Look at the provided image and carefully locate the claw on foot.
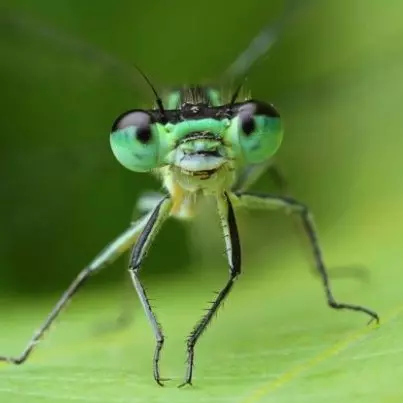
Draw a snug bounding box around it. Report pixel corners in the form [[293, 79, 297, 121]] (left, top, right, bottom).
[[178, 380, 193, 388], [154, 377, 171, 387], [367, 314, 380, 326]]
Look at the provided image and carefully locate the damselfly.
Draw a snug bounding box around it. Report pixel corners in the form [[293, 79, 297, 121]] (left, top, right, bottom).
[[0, 1, 379, 387]]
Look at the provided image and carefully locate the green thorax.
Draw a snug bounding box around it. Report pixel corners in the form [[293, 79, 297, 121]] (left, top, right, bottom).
[[164, 86, 223, 109]]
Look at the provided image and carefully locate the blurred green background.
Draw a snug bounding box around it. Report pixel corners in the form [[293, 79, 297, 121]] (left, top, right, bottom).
[[0, 1, 403, 402]]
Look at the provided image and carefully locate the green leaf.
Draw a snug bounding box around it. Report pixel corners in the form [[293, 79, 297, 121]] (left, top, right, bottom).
[[1, 1, 403, 402], [1, 224, 402, 403]]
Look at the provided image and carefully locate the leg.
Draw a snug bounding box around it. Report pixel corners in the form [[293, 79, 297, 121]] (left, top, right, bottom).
[[179, 192, 241, 387], [235, 191, 379, 324], [136, 191, 165, 214], [234, 166, 369, 283], [96, 192, 166, 334], [0, 210, 153, 365], [128, 196, 172, 386]]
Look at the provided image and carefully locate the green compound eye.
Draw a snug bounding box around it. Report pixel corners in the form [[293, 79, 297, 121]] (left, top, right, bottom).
[[110, 110, 159, 172], [236, 101, 283, 164]]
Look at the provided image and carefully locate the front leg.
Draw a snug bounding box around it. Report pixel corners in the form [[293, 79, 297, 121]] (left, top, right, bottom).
[[128, 196, 172, 386], [235, 191, 379, 324], [179, 192, 241, 387], [0, 211, 153, 365]]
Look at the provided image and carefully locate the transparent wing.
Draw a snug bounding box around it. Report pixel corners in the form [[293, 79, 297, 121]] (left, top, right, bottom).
[[189, 1, 312, 262], [0, 9, 155, 180], [0, 9, 152, 93], [1, 5, 301, 287], [205, 0, 315, 198], [223, 0, 315, 81], [0, 8, 161, 290]]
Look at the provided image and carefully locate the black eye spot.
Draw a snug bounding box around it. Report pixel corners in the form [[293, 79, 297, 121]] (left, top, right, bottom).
[[238, 103, 257, 136], [241, 115, 255, 135], [111, 110, 154, 144], [136, 125, 152, 143], [237, 101, 280, 136]]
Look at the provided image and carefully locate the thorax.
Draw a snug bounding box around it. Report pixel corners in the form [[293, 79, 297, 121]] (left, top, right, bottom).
[[158, 163, 236, 219]]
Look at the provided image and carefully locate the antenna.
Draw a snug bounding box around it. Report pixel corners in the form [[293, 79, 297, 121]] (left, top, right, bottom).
[[134, 64, 167, 122], [229, 79, 246, 107]]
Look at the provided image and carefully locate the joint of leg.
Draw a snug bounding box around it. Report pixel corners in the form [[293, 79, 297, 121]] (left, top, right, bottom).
[[291, 202, 307, 215], [156, 336, 165, 347], [300, 205, 313, 220], [129, 264, 140, 274], [186, 337, 195, 350], [328, 299, 340, 309], [12, 356, 25, 365]]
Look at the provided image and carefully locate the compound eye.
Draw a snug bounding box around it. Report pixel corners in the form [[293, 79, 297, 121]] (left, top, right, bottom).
[[238, 101, 280, 136], [112, 110, 153, 144], [234, 100, 282, 164], [110, 110, 160, 172]]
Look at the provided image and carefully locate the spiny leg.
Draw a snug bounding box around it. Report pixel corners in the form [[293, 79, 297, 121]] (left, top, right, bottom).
[[0, 211, 153, 365], [96, 192, 166, 335], [234, 164, 369, 283], [235, 191, 379, 324], [179, 192, 241, 388], [128, 196, 172, 386]]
